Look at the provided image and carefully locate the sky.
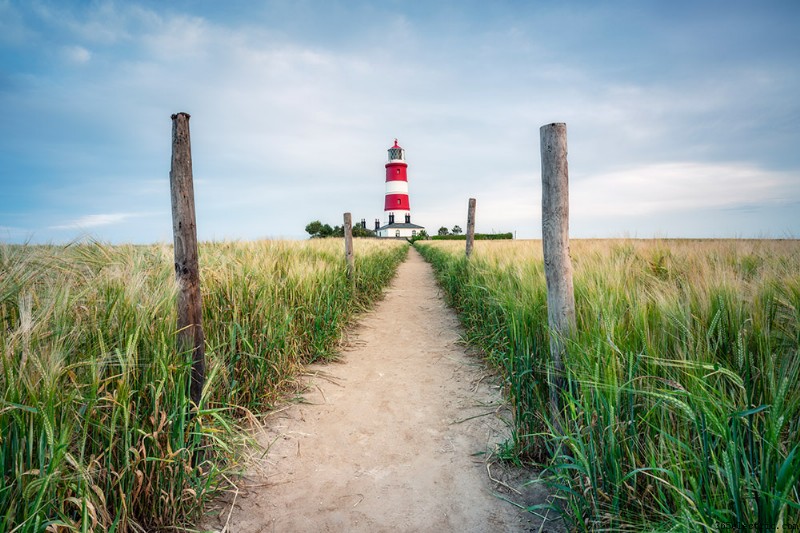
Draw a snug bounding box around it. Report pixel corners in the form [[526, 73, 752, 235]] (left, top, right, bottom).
[[1, 0, 799, 243]]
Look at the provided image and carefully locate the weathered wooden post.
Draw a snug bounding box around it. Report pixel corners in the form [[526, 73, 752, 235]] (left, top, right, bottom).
[[540, 122, 576, 423], [169, 112, 205, 409], [465, 198, 476, 258], [343, 212, 354, 280]]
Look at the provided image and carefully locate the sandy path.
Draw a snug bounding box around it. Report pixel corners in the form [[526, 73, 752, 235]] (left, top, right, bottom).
[[206, 248, 562, 532]]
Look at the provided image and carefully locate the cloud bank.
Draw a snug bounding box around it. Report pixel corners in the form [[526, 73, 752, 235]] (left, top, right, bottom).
[[0, 1, 798, 242]]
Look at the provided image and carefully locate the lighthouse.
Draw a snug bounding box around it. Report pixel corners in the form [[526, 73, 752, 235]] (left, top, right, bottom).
[[377, 139, 425, 238]]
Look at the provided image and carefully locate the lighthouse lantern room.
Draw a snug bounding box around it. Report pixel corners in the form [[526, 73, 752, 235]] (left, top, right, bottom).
[[377, 139, 425, 238]]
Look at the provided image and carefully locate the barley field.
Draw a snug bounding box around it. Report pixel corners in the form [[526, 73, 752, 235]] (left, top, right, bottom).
[[0, 238, 407, 532], [417, 239, 800, 532]]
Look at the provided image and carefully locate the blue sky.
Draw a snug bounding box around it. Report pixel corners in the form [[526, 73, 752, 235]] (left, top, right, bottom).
[[1, 0, 798, 243]]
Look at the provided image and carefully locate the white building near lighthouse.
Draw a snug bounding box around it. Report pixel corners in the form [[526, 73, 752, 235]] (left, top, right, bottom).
[[376, 139, 425, 238]]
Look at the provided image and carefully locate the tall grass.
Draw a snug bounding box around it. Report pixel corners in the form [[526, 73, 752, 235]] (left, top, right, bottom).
[[416, 239, 800, 531], [0, 238, 407, 532]]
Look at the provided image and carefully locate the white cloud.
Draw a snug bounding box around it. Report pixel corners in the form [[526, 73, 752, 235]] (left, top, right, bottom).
[[51, 213, 137, 230], [139, 13, 212, 61], [30, 1, 158, 45], [572, 162, 798, 217], [63, 45, 91, 64], [3, 2, 798, 243]]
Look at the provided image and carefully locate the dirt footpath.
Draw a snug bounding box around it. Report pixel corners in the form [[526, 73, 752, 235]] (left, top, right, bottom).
[[205, 248, 563, 532]]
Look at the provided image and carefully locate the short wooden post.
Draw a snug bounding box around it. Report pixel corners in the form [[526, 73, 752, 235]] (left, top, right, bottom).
[[540, 123, 576, 423], [465, 198, 477, 258], [343, 212, 354, 280], [169, 112, 205, 409]]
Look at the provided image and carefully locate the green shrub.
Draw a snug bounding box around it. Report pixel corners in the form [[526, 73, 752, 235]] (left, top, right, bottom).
[[430, 232, 513, 241]]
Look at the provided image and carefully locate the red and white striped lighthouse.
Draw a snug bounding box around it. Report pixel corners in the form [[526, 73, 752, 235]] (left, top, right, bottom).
[[384, 139, 410, 225], [377, 139, 425, 238]]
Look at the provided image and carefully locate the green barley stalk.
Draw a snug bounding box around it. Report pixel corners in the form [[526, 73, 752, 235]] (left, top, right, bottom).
[[417, 238, 800, 531], [1, 238, 407, 531]]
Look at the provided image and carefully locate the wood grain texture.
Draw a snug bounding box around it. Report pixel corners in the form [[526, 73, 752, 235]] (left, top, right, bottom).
[[466, 198, 476, 258], [343, 212, 354, 280], [170, 112, 205, 408], [540, 123, 575, 419]]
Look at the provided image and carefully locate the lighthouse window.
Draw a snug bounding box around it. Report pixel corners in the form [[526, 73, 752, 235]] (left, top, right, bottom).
[[397, 199, 401, 205], [396, 169, 400, 174]]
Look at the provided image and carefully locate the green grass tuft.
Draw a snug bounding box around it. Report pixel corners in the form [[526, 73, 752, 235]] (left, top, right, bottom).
[[1, 238, 407, 531], [416, 238, 800, 532]]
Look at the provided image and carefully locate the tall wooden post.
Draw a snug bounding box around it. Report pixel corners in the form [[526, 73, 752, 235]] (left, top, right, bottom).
[[169, 112, 205, 408], [540, 122, 576, 422], [343, 212, 354, 280], [465, 198, 477, 258]]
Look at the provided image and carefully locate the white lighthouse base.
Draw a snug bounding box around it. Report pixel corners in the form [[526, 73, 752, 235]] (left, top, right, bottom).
[[377, 222, 425, 239]]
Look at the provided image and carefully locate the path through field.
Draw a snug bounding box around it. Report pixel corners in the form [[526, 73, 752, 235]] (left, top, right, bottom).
[[206, 248, 563, 532]]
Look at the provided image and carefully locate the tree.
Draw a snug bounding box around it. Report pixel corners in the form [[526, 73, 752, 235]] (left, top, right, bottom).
[[437, 226, 449, 236], [305, 220, 324, 238], [352, 225, 376, 238], [305, 220, 334, 238], [306, 219, 375, 238], [409, 229, 429, 243], [451, 225, 462, 235]]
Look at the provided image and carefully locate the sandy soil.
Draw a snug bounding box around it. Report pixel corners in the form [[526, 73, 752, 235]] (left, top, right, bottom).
[[204, 248, 564, 532]]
